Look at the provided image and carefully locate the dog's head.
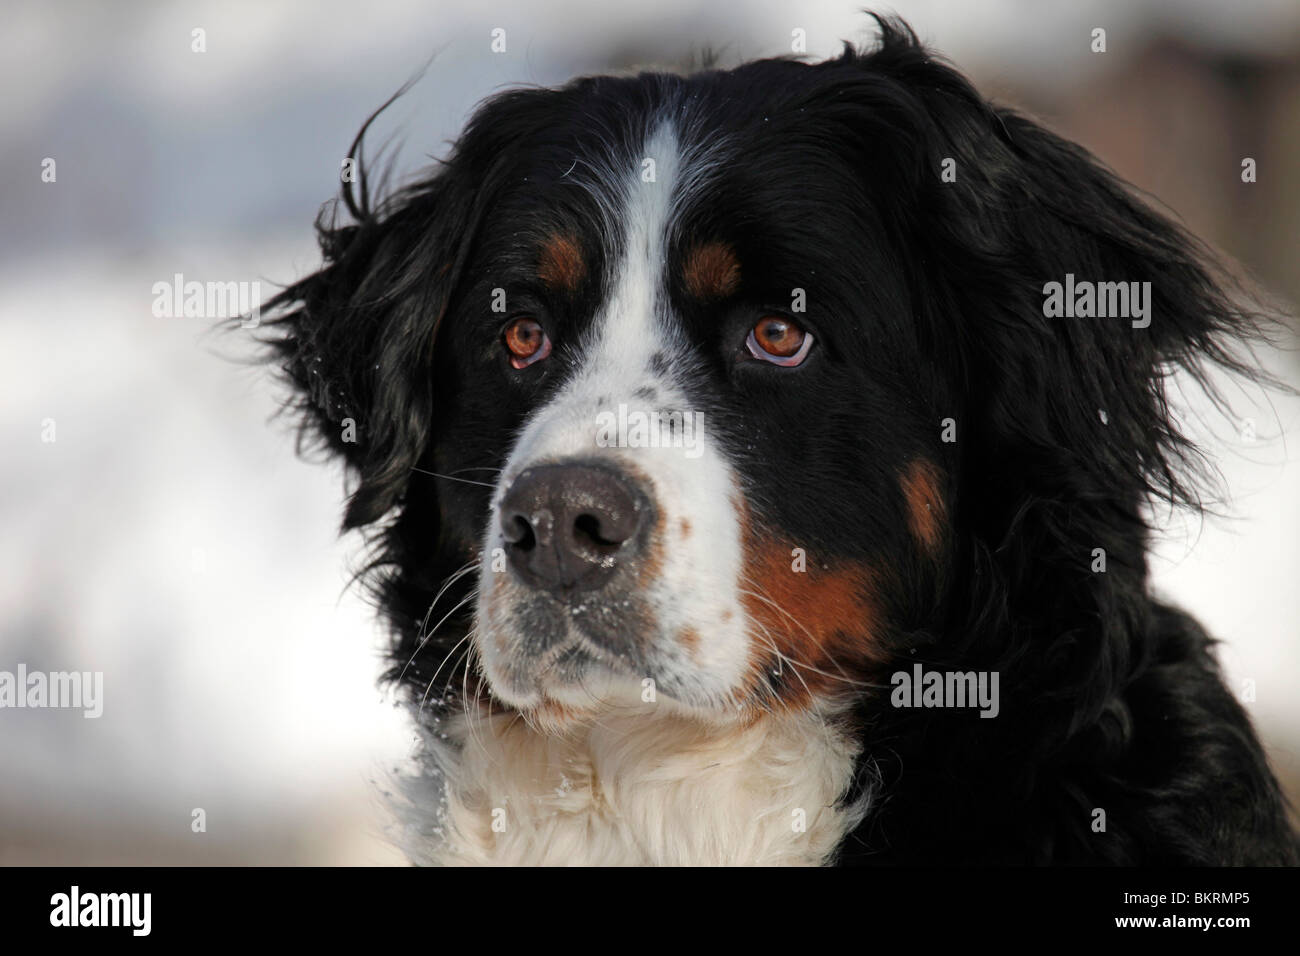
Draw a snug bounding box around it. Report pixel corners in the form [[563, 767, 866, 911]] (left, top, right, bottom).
[[265, 18, 1270, 728]]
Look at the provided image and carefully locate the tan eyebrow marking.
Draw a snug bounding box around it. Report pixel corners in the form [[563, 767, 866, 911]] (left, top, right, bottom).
[[537, 232, 585, 294], [683, 241, 741, 301]]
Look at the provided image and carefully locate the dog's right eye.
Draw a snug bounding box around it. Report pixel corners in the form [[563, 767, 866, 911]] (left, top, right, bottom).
[[502, 317, 552, 369]]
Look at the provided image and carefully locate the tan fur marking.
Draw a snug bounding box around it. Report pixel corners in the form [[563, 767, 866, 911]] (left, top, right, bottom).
[[901, 459, 945, 554], [740, 517, 882, 708], [537, 233, 585, 293], [683, 241, 741, 300]]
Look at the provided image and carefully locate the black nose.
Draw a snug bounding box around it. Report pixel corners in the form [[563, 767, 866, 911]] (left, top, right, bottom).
[[499, 462, 647, 593]]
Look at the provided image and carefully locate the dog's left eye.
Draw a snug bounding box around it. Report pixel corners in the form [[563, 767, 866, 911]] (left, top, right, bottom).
[[503, 316, 552, 369], [746, 316, 813, 366]]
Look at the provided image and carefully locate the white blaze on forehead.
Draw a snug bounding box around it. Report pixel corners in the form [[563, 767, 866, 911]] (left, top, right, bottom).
[[590, 121, 681, 382], [478, 118, 753, 711], [503, 120, 686, 463]]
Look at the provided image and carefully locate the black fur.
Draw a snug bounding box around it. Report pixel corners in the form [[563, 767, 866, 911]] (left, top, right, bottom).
[[261, 16, 1297, 864]]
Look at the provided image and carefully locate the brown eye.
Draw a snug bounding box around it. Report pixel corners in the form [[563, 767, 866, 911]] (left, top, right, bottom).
[[503, 316, 552, 368], [746, 316, 813, 366]]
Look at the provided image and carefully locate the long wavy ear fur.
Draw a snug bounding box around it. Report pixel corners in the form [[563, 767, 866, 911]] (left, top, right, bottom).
[[843, 16, 1286, 561], [258, 94, 484, 530]]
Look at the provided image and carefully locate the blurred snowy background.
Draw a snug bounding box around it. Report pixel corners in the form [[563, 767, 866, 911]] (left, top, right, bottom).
[[1, 0, 1297, 863]]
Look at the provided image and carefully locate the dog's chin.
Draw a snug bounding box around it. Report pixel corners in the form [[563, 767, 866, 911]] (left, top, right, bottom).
[[478, 646, 648, 729], [477, 631, 621, 699], [476, 627, 750, 733]]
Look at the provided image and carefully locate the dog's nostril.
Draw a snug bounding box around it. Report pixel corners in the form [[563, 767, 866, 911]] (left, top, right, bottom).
[[504, 514, 536, 550], [502, 506, 553, 551], [573, 512, 623, 553]]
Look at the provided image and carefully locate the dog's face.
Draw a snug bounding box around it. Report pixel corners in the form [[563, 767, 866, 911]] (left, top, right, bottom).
[[422, 76, 952, 722], [269, 24, 1253, 731]]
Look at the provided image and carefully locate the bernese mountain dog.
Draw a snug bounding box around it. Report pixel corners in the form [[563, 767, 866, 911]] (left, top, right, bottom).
[[261, 16, 1298, 865]]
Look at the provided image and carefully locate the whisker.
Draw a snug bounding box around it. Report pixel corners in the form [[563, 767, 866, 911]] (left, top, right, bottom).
[[395, 559, 479, 685], [419, 624, 473, 704], [460, 642, 493, 761], [420, 638, 468, 713], [737, 584, 886, 691], [749, 617, 821, 710], [410, 465, 498, 488], [742, 619, 844, 756]]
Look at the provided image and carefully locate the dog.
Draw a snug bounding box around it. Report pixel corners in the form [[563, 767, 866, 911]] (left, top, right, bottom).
[[262, 15, 1298, 865]]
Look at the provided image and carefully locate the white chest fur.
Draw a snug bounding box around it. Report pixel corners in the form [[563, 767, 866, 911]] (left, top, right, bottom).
[[395, 703, 866, 866]]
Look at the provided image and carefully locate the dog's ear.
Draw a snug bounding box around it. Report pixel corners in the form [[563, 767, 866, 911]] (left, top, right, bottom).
[[855, 19, 1279, 549], [263, 174, 469, 528], [961, 117, 1262, 527], [261, 129, 489, 530]]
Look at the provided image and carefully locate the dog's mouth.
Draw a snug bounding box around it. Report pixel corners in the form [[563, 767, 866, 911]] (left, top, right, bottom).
[[474, 544, 658, 710], [497, 636, 640, 708]]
